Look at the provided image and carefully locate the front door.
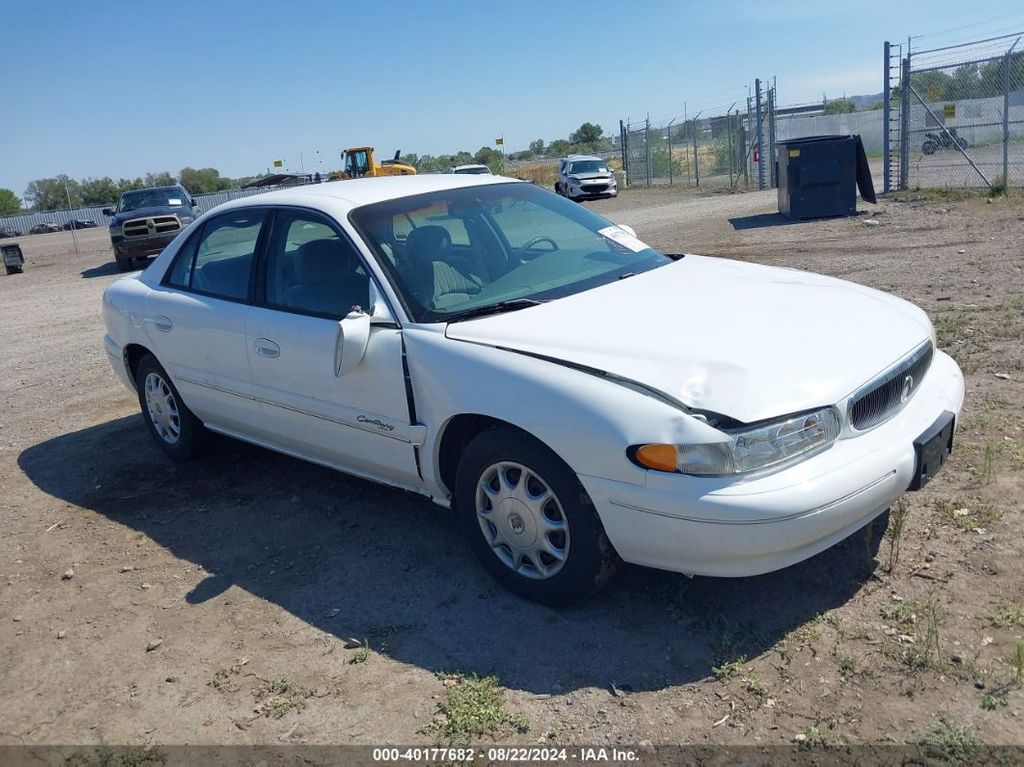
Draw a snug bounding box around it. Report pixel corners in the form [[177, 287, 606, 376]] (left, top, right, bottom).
[[245, 209, 421, 489]]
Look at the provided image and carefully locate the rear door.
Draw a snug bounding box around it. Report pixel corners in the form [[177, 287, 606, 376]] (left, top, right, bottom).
[[145, 209, 266, 433]]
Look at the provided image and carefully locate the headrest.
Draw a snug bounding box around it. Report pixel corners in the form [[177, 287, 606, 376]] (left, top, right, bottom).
[[294, 239, 353, 283], [405, 225, 451, 265]]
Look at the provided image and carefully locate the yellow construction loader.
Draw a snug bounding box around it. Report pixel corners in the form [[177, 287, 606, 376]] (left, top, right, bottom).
[[330, 147, 416, 180]]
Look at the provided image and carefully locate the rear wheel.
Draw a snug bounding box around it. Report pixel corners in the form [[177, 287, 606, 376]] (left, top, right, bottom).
[[922, 139, 938, 155], [135, 354, 205, 461], [455, 428, 619, 605]]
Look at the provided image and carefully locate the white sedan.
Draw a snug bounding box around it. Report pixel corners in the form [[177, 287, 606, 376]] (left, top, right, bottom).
[[102, 175, 964, 605]]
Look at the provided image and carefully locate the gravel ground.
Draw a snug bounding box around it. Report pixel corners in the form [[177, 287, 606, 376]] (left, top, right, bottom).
[[0, 188, 1022, 752]]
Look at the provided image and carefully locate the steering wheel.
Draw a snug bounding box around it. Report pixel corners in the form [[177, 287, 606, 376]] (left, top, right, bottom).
[[520, 235, 559, 260]]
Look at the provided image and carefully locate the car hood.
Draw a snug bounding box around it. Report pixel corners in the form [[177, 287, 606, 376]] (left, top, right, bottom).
[[109, 205, 191, 224], [569, 173, 612, 181], [444, 256, 932, 423]]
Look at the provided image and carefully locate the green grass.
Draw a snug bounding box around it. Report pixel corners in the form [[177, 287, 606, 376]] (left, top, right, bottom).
[[426, 674, 529, 744], [881, 600, 917, 628], [991, 601, 1024, 628], [934, 495, 1001, 531], [255, 677, 313, 719], [920, 718, 980, 762], [932, 311, 970, 351]]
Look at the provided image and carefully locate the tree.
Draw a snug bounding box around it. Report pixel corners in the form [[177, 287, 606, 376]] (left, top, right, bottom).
[[81, 177, 121, 206], [178, 167, 232, 195], [569, 122, 603, 146], [0, 188, 20, 215], [824, 98, 856, 115], [528, 138, 545, 156], [144, 171, 176, 187], [547, 139, 571, 157], [24, 176, 82, 211]]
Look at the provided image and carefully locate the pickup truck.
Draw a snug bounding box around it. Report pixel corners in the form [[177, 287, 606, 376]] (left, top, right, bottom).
[[104, 185, 197, 271]]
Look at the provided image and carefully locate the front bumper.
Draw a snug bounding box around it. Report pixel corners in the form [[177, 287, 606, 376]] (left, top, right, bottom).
[[581, 350, 965, 577], [111, 232, 178, 258], [568, 181, 617, 199]]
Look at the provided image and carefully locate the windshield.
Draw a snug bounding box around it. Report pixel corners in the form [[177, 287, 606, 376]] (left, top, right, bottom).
[[568, 160, 608, 174], [350, 182, 670, 322], [453, 166, 490, 175], [118, 187, 187, 213]]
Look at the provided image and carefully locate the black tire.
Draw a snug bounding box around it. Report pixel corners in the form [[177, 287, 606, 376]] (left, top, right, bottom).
[[5, 265, 16, 275], [135, 353, 205, 461], [921, 140, 938, 155], [116, 255, 133, 272], [454, 427, 619, 606], [956, 136, 969, 149], [554, 182, 563, 196]]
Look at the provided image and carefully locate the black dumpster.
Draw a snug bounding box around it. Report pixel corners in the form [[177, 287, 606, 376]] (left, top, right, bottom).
[[777, 135, 875, 220], [2, 243, 24, 275]]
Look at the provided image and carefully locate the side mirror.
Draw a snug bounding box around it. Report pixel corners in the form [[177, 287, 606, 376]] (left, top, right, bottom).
[[190, 199, 197, 208], [102, 208, 114, 217], [334, 310, 370, 376], [617, 224, 637, 238]]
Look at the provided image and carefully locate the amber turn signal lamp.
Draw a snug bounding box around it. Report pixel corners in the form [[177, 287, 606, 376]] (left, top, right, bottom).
[[634, 444, 678, 472]]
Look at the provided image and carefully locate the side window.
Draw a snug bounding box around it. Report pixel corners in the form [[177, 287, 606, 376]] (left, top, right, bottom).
[[262, 211, 369, 318], [190, 211, 264, 301]]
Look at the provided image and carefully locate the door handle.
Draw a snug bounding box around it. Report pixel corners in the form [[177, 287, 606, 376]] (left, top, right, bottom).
[[253, 338, 281, 359], [151, 315, 173, 332]]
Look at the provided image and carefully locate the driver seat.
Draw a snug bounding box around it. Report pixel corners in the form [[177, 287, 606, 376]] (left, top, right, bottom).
[[404, 225, 482, 309]]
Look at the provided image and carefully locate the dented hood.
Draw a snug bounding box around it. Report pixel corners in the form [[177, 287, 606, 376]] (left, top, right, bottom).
[[444, 256, 932, 423]]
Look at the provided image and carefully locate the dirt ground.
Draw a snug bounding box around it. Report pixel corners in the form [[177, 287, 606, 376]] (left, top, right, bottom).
[[0, 187, 1022, 754]]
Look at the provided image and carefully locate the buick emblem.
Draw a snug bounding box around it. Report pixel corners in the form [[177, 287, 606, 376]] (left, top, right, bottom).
[[900, 374, 914, 403], [507, 512, 525, 535]]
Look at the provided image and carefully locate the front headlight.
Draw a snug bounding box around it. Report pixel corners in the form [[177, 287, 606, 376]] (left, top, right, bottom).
[[632, 407, 841, 477], [109, 223, 122, 236]]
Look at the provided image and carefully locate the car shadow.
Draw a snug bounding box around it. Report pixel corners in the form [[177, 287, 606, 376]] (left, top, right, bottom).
[[81, 262, 122, 279], [18, 417, 887, 694]]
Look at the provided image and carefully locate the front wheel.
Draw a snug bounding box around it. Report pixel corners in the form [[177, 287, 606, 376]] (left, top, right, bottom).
[[135, 354, 205, 461], [921, 139, 938, 155], [455, 428, 619, 605], [116, 255, 133, 272]]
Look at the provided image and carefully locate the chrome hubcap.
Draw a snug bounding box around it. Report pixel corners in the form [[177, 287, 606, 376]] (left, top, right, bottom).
[[476, 461, 570, 580], [144, 372, 181, 445]]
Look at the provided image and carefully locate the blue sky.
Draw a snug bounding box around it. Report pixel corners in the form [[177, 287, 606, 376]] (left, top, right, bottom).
[[3, 0, 1023, 200]]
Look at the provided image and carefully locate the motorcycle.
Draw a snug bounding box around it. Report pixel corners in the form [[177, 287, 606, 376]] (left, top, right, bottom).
[[922, 127, 969, 155]]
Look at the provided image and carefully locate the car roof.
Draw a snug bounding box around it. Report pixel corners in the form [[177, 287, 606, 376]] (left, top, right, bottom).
[[453, 164, 488, 169], [565, 154, 604, 161], [211, 174, 520, 215]]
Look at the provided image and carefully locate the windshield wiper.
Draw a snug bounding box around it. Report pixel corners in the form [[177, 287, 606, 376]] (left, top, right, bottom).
[[444, 298, 544, 323]]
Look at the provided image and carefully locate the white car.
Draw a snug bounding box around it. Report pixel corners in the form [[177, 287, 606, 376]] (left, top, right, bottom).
[[102, 175, 964, 605], [555, 154, 617, 201], [450, 164, 492, 175]]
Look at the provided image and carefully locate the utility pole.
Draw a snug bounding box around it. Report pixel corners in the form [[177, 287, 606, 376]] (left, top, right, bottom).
[[64, 177, 79, 255]]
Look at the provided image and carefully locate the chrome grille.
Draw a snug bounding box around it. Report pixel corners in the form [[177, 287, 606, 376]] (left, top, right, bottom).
[[122, 215, 182, 239], [849, 341, 933, 431]]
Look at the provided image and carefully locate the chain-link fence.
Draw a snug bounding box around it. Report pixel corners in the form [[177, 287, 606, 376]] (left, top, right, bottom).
[[619, 81, 774, 190], [885, 32, 1024, 191]]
